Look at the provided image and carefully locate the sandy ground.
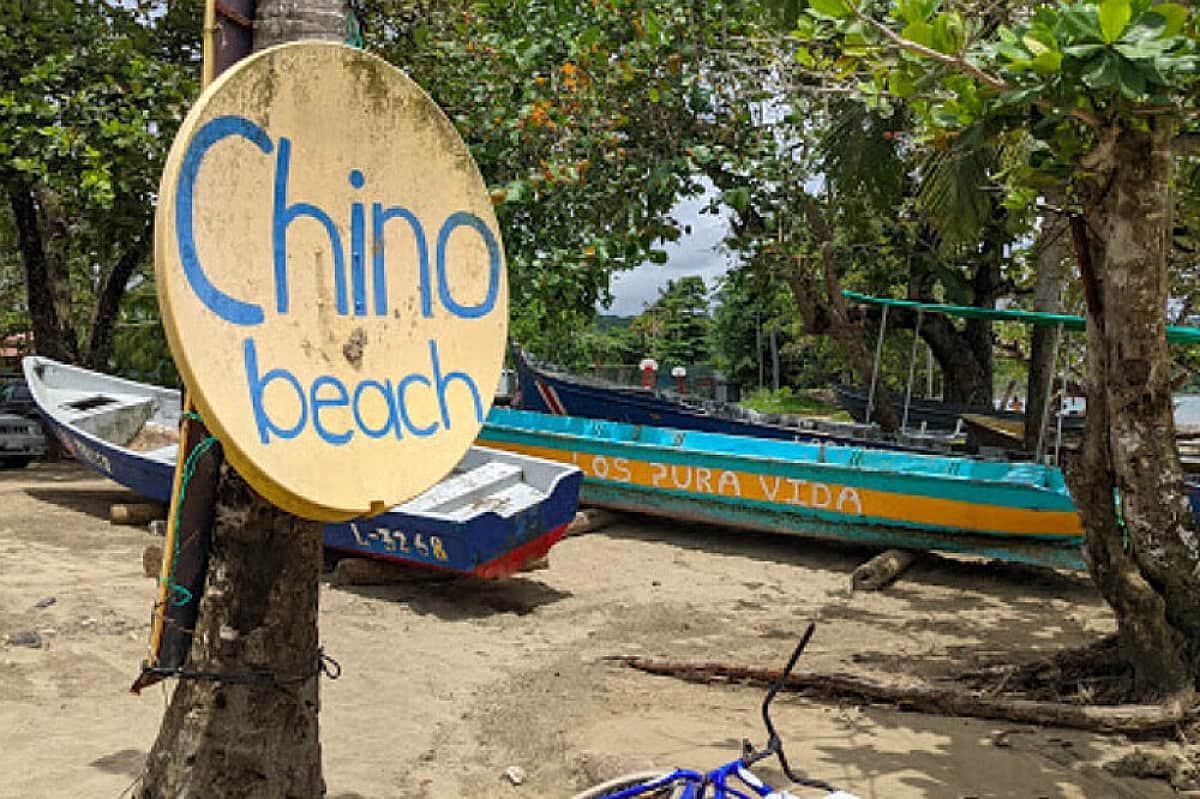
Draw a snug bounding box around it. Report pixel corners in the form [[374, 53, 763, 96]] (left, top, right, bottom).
[[0, 462, 1188, 798]]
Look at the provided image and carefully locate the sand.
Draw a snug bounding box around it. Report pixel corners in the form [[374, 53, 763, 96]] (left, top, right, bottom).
[[0, 461, 1187, 798]]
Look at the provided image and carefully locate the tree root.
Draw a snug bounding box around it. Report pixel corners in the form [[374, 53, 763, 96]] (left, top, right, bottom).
[[608, 654, 1197, 734]]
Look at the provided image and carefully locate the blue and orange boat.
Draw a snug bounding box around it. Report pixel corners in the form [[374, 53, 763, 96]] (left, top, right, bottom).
[[479, 408, 1200, 571], [24, 357, 582, 578]]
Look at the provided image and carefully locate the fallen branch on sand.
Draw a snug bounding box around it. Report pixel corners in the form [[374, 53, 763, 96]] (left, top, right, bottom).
[[607, 655, 1197, 734]]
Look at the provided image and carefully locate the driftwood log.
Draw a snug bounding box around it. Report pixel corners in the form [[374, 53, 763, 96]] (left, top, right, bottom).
[[851, 548, 920, 591], [110, 502, 166, 526], [609, 655, 1197, 734], [567, 508, 622, 537], [330, 557, 456, 586]]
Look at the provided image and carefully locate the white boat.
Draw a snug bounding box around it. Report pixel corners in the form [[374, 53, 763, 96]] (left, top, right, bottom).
[[23, 356, 582, 577]]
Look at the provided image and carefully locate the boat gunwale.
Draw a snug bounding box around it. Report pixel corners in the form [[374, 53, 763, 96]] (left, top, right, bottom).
[[483, 412, 1072, 500]]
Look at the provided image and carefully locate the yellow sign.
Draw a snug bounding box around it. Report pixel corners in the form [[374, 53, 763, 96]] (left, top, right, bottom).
[[155, 43, 507, 520]]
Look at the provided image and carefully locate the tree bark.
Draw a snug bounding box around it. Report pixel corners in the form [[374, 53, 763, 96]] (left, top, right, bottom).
[[789, 195, 901, 431], [6, 181, 79, 362], [1067, 119, 1200, 699], [140, 465, 325, 798], [1024, 197, 1069, 452]]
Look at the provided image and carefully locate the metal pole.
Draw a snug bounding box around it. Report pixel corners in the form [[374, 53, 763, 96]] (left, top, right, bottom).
[[1035, 322, 1063, 462], [901, 309, 923, 432], [865, 304, 888, 425], [1053, 335, 1070, 465], [926, 343, 933, 398], [770, 329, 779, 392]]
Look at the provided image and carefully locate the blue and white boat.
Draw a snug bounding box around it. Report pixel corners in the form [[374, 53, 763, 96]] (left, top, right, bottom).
[[511, 345, 949, 453], [24, 357, 582, 578]]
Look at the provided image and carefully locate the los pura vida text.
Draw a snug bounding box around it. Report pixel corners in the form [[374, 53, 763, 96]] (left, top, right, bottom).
[[177, 115, 500, 446]]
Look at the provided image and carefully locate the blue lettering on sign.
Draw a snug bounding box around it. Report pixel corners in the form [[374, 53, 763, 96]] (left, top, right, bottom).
[[243, 337, 482, 446], [273, 137, 348, 317], [176, 116, 273, 326], [175, 114, 501, 324]]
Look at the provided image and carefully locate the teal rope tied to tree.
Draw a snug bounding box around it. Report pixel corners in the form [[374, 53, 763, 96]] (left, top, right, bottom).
[[161, 410, 218, 607], [346, 0, 365, 49]]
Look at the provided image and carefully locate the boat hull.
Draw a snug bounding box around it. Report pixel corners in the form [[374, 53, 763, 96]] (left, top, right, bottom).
[[513, 346, 943, 453], [25, 358, 581, 579], [480, 409, 1088, 570]]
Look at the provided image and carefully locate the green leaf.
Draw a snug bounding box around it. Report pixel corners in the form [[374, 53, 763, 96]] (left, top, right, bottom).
[[901, 20, 935, 48], [888, 69, 916, 97], [647, 86, 660, 103], [1031, 49, 1063, 74], [1116, 55, 1148, 97], [1059, 6, 1103, 42], [1098, 0, 1132, 43], [793, 45, 816, 67], [1022, 34, 1051, 56], [808, 0, 850, 19], [1083, 51, 1121, 88], [1063, 43, 1105, 58], [722, 187, 751, 212], [1145, 3, 1188, 38]]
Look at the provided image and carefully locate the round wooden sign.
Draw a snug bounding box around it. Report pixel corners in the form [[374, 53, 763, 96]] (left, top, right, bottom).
[[155, 42, 507, 520]]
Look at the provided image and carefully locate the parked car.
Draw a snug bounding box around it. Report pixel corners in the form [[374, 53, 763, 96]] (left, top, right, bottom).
[[0, 380, 37, 418], [0, 411, 44, 467]]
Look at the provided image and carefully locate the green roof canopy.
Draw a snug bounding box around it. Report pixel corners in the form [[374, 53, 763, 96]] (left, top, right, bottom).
[[842, 290, 1200, 346]]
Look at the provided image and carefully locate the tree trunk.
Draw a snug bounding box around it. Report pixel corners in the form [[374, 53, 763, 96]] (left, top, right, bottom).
[[253, 0, 347, 49], [6, 181, 79, 362], [140, 465, 325, 798], [906, 249, 994, 411], [1024, 197, 1069, 452], [1067, 119, 1200, 699], [791, 196, 901, 431], [919, 313, 992, 408], [85, 221, 153, 371], [140, 3, 342, 795]]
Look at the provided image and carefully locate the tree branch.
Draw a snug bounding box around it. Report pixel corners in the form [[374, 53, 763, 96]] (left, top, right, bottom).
[[843, 0, 1101, 130]]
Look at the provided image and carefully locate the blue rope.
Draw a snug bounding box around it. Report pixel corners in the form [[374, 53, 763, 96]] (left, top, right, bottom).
[[161, 411, 217, 607], [346, 1, 365, 49]]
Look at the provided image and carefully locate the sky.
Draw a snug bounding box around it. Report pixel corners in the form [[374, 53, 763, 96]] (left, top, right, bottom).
[[601, 181, 738, 317]]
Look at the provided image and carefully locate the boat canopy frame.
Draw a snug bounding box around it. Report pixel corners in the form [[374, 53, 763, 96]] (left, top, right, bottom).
[[845, 289, 1200, 464], [843, 290, 1200, 345]]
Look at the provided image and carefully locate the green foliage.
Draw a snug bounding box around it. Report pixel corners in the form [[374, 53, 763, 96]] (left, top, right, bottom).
[[110, 281, 179, 387], [739, 386, 850, 418], [0, 0, 197, 372], [795, 0, 1199, 210], [629, 276, 712, 366], [367, 1, 732, 356]]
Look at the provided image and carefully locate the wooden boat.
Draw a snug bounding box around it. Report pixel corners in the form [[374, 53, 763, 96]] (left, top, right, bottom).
[[479, 408, 1092, 570], [835, 383, 1087, 438], [511, 344, 956, 454], [480, 408, 1200, 571], [23, 357, 582, 578]]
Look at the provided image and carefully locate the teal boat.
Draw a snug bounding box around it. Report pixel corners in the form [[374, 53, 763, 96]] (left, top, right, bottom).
[[478, 408, 1087, 570]]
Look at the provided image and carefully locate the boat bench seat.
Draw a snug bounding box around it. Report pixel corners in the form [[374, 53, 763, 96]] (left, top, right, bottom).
[[401, 462, 526, 515], [53, 391, 156, 448]]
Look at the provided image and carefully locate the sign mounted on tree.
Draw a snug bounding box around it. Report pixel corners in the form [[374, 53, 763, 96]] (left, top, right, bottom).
[[155, 42, 507, 520]]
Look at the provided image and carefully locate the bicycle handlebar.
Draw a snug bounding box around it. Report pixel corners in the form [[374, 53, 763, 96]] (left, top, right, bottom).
[[746, 622, 838, 794]]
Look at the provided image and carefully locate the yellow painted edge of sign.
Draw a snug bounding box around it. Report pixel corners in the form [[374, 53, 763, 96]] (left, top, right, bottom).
[[154, 41, 502, 521], [488, 440, 1086, 538]]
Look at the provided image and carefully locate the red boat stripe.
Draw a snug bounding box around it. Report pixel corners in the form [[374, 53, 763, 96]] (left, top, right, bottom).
[[536, 380, 567, 416]]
